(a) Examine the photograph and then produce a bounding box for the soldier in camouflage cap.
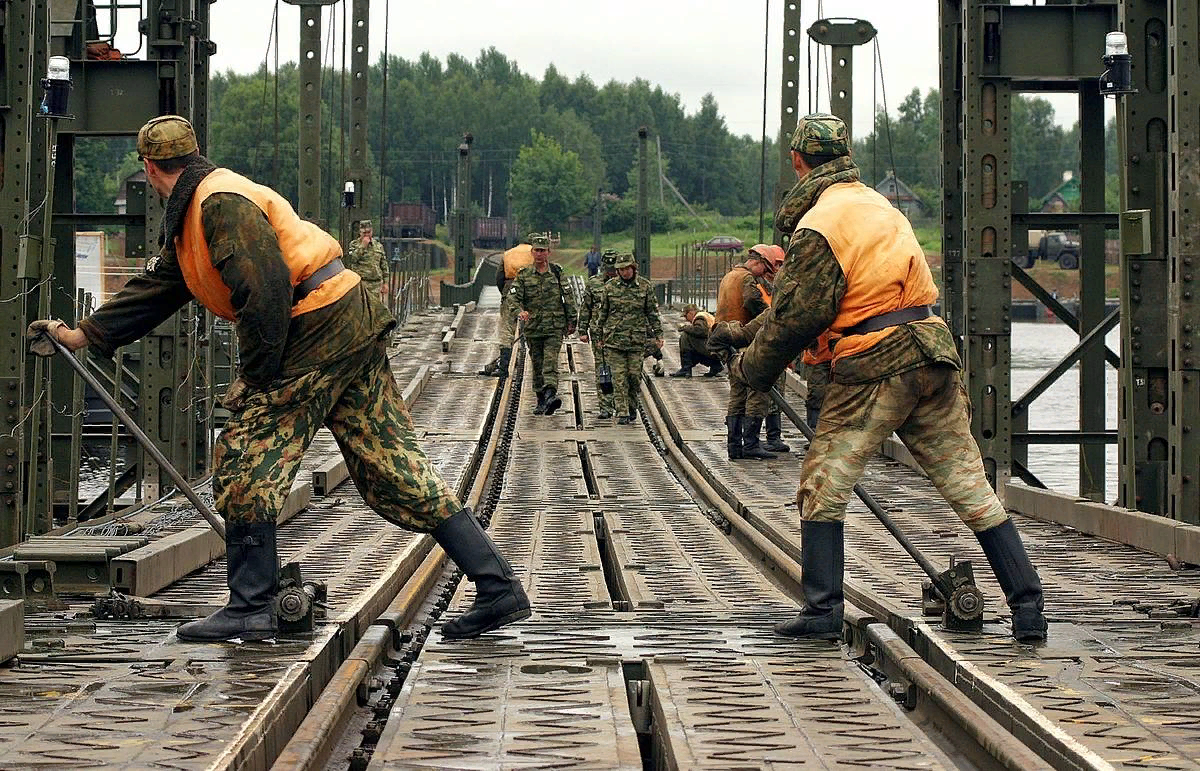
[136,115,199,160]
[28,114,530,645]
[594,253,662,424]
[345,219,390,303]
[788,112,850,157]
[727,110,1046,645]
[578,250,620,417]
[510,233,577,415]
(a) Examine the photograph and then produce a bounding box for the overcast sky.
[194,1,1077,140]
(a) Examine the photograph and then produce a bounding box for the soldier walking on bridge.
[27,115,530,644]
[594,254,662,425]
[578,250,619,418]
[731,113,1047,643]
[510,233,577,415]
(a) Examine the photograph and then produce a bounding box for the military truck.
[1013,230,1080,270]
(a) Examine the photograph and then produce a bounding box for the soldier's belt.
[839,305,933,338]
[293,258,345,304]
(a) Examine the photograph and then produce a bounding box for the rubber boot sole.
[544,396,562,415]
[441,606,532,640]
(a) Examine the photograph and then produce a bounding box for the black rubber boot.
[532,387,547,415]
[669,351,694,377]
[764,413,791,453]
[177,522,279,642]
[703,358,723,377]
[976,519,1048,643]
[726,415,744,459]
[774,521,844,639]
[495,346,512,379]
[740,416,777,459]
[542,385,562,415]
[432,509,531,639]
[479,356,501,376]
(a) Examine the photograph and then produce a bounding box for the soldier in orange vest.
[733,113,1046,644]
[27,116,530,644]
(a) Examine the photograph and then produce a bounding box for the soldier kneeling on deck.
[734,113,1047,643]
[669,304,723,377]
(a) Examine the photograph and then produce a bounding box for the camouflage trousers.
[493,289,519,352]
[525,335,563,393]
[798,364,1007,533]
[591,339,615,412]
[608,348,643,414]
[802,360,831,424]
[727,366,773,418]
[213,341,460,530]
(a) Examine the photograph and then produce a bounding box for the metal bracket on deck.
[0,560,66,610]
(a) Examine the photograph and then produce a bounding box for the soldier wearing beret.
[27,115,530,643]
[731,113,1046,643]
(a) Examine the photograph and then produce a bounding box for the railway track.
[5,303,1200,770]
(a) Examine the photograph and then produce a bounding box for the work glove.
[221,377,255,412]
[707,320,740,356]
[27,319,67,357]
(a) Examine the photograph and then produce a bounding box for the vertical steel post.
[962,0,1013,492]
[344,0,369,240]
[1079,82,1107,502]
[1168,0,1200,523]
[452,135,472,284]
[592,187,603,252]
[774,1,803,245]
[635,127,651,277]
[940,0,965,345]
[284,0,336,224]
[806,19,876,141]
[1117,0,1169,513]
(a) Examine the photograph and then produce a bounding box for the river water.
[1011,321,1120,498]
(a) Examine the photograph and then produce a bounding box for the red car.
[702,235,744,252]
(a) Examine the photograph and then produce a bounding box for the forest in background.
[73,48,1115,233]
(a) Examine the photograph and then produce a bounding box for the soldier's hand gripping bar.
[35,332,226,539]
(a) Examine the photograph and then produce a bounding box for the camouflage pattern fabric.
[607,348,643,415]
[524,336,563,392]
[591,339,615,413]
[596,275,662,352]
[802,360,831,420]
[214,341,459,528]
[80,195,393,387]
[789,112,850,156]
[797,364,1007,534]
[726,366,771,418]
[345,237,389,296]
[578,271,616,411]
[137,115,199,159]
[510,264,577,339]
[494,288,520,348]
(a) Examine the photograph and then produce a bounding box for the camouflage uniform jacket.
[576,273,611,337]
[345,237,389,287]
[679,314,712,346]
[510,263,577,339]
[79,191,392,388]
[596,275,662,352]
[739,155,960,390]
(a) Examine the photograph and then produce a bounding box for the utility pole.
[635,127,651,277]
[452,134,474,284]
[656,135,665,207]
[592,187,603,251]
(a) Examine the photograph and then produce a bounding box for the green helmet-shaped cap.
[789,112,849,156]
[614,254,636,269]
[528,232,551,248]
[137,115,199,160]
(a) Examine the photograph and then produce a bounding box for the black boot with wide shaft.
[433,509,531,639]
[976,519,1048,642]
[764,413,791,453]
[775,520,844,639]
[670,351,694,377]
[177,521,279,642]
[726,415,743,459]
[703,357,723,377]
[532,387,547,414]
[495,346,512,379]
[542,385,562,415]
[740,416,777,459]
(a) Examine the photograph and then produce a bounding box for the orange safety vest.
[693,310,715,328]
[177,168,358,320]
[503,244,536,280]
[715,266,770,323]
[802,330,834,366]
[795,181,940,364]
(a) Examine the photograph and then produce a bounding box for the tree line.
[71,49,1111,230]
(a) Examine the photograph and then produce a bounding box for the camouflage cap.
[137,115,199,160]
[358,219,374,230]
[789,113,849,156]
[528,232,551,248]
[614,254,636,269]
[601,250,618,268]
